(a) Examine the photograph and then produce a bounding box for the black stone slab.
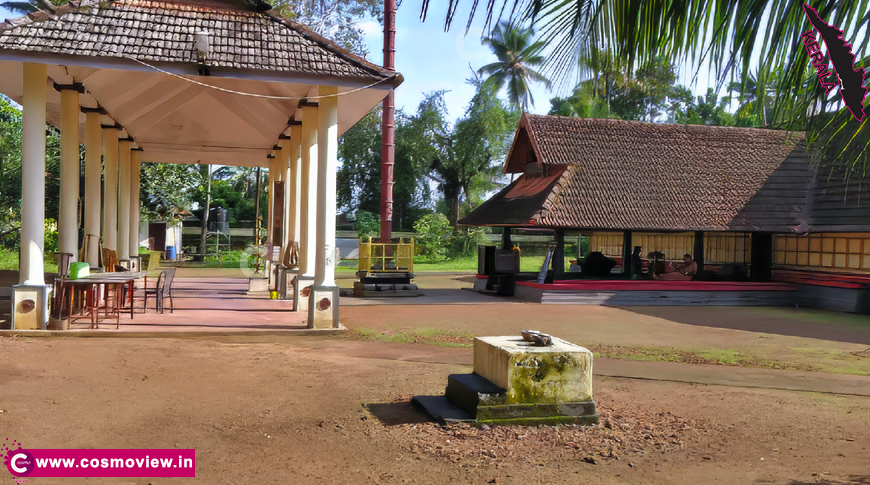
[411,395,475,423]
[445,373,507,415]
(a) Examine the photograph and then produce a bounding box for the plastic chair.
[144,271,165,313]
[159,268,176,314]
[147,251,162,271]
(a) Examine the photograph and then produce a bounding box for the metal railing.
[358,238,414,273]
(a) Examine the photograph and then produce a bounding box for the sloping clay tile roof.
[462,114,809,232]
[0,0,394,82]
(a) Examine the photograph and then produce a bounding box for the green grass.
[349,326,474,347]
[338,254,575,273]
[0,248,59,273]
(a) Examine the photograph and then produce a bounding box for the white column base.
[128,255,142,272]
[11,284,51,330]
[307,285,340,329]
[267,261,278,291]
[292,275,314,312]
[281,268,299,300]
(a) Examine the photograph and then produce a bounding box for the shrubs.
[414,213,489,261]
[414,213,452,260]
[356,210,380,242]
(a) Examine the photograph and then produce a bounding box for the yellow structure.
[358,238,414,273]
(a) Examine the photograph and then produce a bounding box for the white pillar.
[13,63,51,330]
[286,124,302,256]
[313,87,338,289]
[299,103,318,277]
[58,88,80,259]
[308,86,339,329]
[129,149,141,258]
[292,104,318,312]
[266,157,277,246]
[117,140,132,260]
[19,63,47,286]
[102,126,119,252]
[83,110,102,267]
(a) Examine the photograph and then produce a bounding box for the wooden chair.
[102,249,120,273]
[51,253,74,319]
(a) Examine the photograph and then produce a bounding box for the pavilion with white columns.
[0,0,400,330]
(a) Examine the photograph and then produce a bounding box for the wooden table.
[64,272,144,329]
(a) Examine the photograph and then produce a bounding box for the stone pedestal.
[292,274,314,312]
[11,284,51,330]
[415,335,599,426]
[307,285,339,329]
[473,336,593,404]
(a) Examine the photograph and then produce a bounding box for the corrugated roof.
[0,0,394,82]
[462,114,809,232]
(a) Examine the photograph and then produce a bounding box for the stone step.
[444,373,506,415]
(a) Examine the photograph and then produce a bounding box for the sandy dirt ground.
[1,335,869,485]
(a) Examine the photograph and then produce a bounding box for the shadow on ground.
[622,306,870,345]
[364,401,434,426]
[785,476,870,484]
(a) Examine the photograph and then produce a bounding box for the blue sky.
[0,1,719,121]
[357,2,719,121]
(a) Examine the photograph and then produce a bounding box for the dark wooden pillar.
[271,181,284,248]
[553,229,565,281]
[693,231,705,274]
[622,230,633,276]
[502,227,512,250]
[750,233,773,282]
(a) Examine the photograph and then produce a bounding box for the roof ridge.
[524,112,807,136]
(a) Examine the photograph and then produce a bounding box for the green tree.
[0,95,61,248]
[424,1,870,175]
[139,163,201,222]
[675,88,734,126]
[549,58,694,123]
[337,108,432,230]
[412,212,451,260]
[270,0,380,56]
[425,76,521,226]
[478,22,551,112]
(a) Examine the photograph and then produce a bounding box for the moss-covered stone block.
[473,336,593,405]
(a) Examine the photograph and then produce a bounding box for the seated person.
[568,259,582,272]
[653,254,698,281]
[631,246,644,276]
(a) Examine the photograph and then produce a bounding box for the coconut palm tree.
[478,22,551,112]
[425,1,870,173]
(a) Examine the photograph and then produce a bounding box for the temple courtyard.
[2,272,869,484]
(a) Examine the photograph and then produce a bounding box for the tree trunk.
[444,184,461,227]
